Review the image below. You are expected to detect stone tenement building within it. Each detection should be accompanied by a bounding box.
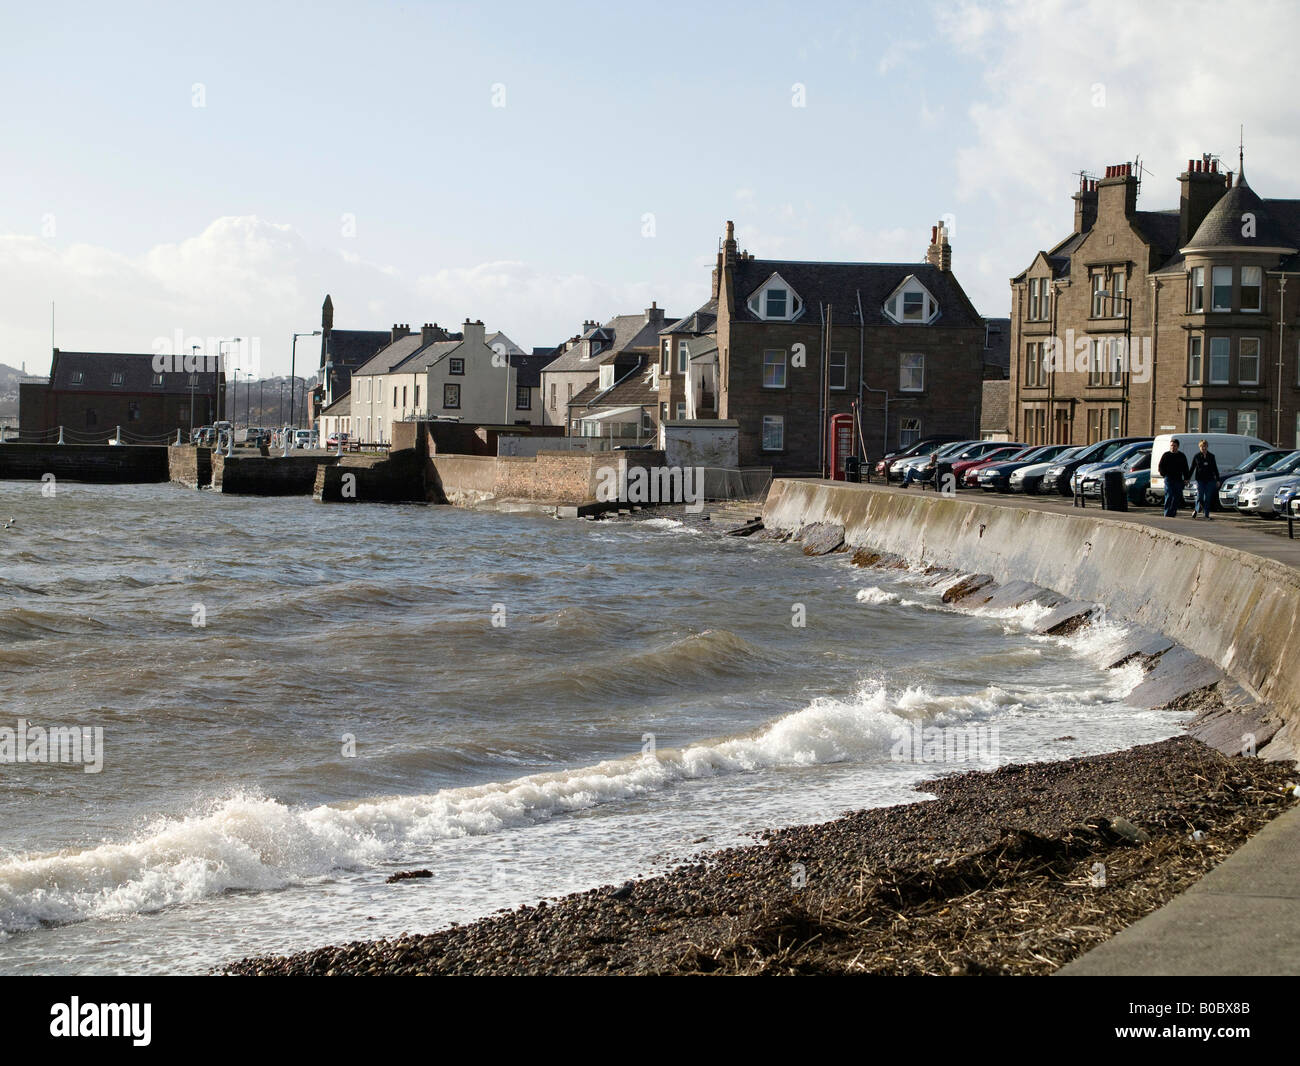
[711,221,986,474]
[1009,154,1300,448]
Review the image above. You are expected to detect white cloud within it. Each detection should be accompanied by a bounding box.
[0,217,700,375]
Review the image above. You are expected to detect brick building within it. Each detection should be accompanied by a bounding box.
[710,221,987,474]
[19,350,224,442]
[1009,154,1300,448]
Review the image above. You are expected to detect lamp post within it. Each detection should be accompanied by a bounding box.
[289,330,321,430]
[189,344,201,435]
[218,338,241,422]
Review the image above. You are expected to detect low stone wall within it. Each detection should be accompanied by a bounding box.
[167,445,212,488]
[763,479,1300,760]
[212,453,338,495]
[0,443,169,483]
[427,449,669,507]
[315,449,427,503]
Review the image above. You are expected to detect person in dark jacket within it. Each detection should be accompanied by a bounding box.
[1158,439,1191,517]
[1187,439,1221,520]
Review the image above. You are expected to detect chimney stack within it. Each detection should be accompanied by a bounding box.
[421,322,446,345]
[925,221,952,272]
[461,318,486,347]
[645,301,664,325]
[391,323,411,343]
[1073,174,1099,234]
[1097,162,1138,220]
[1178,154,1232,248]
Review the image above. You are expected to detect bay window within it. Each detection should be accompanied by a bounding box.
[1209,337,1230,383]
[1211,266,1232,311]
[1241,266,1262,311]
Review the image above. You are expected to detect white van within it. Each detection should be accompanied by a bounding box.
[1150,432,1271,494]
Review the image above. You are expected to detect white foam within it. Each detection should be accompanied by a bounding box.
[0,683,986,933]
[855,587,899,606]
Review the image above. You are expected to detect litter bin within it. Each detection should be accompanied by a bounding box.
[934,461,955,493]
[1101,469,1127,511]
[844,456,862,483]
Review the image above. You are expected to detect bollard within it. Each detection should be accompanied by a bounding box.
[57,425,65,445]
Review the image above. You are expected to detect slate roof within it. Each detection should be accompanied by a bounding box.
[47,351,221,394]
[1183,179,1298,252]
[485,331,525,356]
[510,352,553,389]
[320,329,390,374]
[321,390,350,416]
[688,336,719,361]
[353,334,428,376]
[982,317,1011,377]
[541,312,672,373]
[662,300,718,335]
[728,259,981,326]
[569,357,658,412]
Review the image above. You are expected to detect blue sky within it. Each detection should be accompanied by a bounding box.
[1,0,1294,375]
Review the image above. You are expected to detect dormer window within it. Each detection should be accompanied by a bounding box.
[110,372,124,386]
[883,277,939,324]
[70,371,84,385]
[152,372,164,386]
[599,365,614,389]
[747,274,804,321]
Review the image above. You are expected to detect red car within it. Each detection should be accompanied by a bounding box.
[955,445,1029,486]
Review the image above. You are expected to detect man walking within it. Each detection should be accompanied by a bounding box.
[1158,438,1191,518]
[1188,439,1221,520]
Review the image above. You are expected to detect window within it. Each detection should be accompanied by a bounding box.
[899,418,921,447]
[377,377,383,402]
[1239,338,1261,384]
[761,415,784,451]
[1107,409,1120,438]
[1109,339,1123,385]
[377,417,383,441]
[393,387,399,407]
[414,385,420,408]
[763,349,786,389]
[179,405,190,423]
[152,372,164,387]
[1241,266,1262,311]
[1207,408,1229,433]
[444,383,460,409]
[1111,272,1126,317]
[660,402,668,423]
[765,289,787,318]
[70,371,84,385]
[675,402,686,420]
[883,278,939,324]
[749,277,803,321]
[599,365,614,389]
[550,383,557,410]
[1186,408,1200,433]
[128,400,140,422]
[1191,266,1204,312]
[516,385,530,410]
[1188,337,1202,384]
[449,358,464,375]
[1091,273,1107,317]
[677,341,688,374]
[1209,337,1230,383]
[1027,279,1039,321]
[660,339,670,373]
[1025,343,1040,387]
[110,372,124,387]
[828,350,847,390]
[900,353,924,392]
[1211,266,1232,311]
[567,383,574,402]
[1041,282,1050,321]
[1237,410,1259,437]
[1088,339,1103,386]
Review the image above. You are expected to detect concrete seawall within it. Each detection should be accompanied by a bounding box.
[763,479,1300,760]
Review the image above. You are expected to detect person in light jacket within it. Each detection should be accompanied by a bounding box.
[1187,439,1221,520]
[1158,439,1191,517]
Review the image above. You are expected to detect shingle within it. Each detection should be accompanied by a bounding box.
[49,351,220,394]
[1183,179,1298,252]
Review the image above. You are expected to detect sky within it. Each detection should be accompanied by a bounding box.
[1,0,1297,378]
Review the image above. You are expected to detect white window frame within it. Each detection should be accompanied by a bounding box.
[761,415,784,451]
[1209,337,1230,384]
[1211,266,1232,312]
[763,349,787,389]
[900,352,924,392]
[1241,266,1262,312]
[1239,337,1261,385]
[883,277,940,325]
[1191,266,1204,312]
[1188,336,1202,384]
[677,341,688,374]
[1237,409,1259,437]
[747,275,804,321]
[899,417,922,447]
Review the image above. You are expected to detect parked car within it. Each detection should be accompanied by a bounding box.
[326,431,351,447]
[1008,446,1085,495]
[1236,451,1300,515]
[1271,477,1300,516]
[1043,437,1150,497]
[1150,432,1272,498]
[1122,466,1153,506]
[1070,440,1153,495]
[976,445,1073,492]
[190,425,212,444]
[872,435,965,480]
[956,444,1028,487]
[1079,448,1151,498]
[891,439,979,482]
[895,440,1001,485]
[1186,447,1290,510]
[292,429,315,449]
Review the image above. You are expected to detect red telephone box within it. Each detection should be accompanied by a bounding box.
[829,413,855,480]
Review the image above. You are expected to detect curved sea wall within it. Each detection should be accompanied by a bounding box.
[763,479,1300,761]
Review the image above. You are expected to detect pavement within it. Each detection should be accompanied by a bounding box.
[830,477,1300,975]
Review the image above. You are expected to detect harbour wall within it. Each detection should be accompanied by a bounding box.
[0,443,169,483]
[763,478,1300,760]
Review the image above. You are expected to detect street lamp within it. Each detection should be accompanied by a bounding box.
[189,344,201,435]
[218,338,242,422]
[289,331,321,430]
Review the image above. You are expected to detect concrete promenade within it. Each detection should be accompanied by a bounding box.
[841,478,1300,976]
